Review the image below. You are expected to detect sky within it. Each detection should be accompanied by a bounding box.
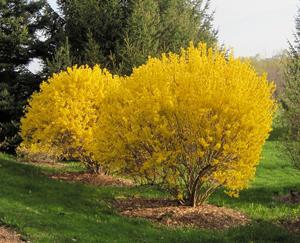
[47,0,299,58]
[211,0,299,57]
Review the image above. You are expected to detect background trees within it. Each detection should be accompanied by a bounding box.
[57,0,217,74]
[249,53,287,98]
[282,8,300,169]
[0,0,62,153]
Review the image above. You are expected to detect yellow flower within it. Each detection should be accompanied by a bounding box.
[89,43,276,202]
[19,65,119,164]
[20,43,276,204]
[214,143,221,150]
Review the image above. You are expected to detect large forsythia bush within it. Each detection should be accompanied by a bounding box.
[19,65,118,172]
[89,44,276,206]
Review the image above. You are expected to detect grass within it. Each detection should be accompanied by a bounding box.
[0,142,300,242]
[210,142,300,221]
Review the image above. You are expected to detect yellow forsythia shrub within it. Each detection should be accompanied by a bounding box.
[89,43,276,206]
[19,65,118,171]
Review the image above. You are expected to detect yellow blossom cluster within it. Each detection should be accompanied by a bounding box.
[19,44,276,206]
[89,43,276,206]
[19,65,119,170]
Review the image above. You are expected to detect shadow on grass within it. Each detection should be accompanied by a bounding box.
[210,185,299,204]
[267,127,287,141]
[0,156,299,242]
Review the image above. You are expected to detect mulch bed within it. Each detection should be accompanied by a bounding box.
[274,191,300,204]
[0,226,23,243]
[274,191,300,234]
[49,172,135,187]
[113,198,250,230]
[279,218,300,234]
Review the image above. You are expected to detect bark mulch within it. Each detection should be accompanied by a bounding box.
[49,172,134,187]
[274,191,300,204]
[113,198,250,230]
[0,226,23,243]
[274,191,300,234]
[279,217,300,234]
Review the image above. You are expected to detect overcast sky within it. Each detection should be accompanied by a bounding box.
[48,0,299,57]
[211,0,299,57]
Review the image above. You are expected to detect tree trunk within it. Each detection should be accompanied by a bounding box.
[189,177,201,207]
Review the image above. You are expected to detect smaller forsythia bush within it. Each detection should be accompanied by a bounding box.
[89,43,276,206]
[19,65,118,172]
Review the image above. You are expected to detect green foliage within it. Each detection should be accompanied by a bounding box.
[282,8,300,169]
[156,0,217,52]
[118,0,160,74]
[46,38,74,75]
[83,31,105,67]
[58,0,217,74]
[0,142,299,242]
[58,0,126,71]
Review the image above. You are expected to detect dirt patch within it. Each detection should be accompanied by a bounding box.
[274,191,300,204]
[49,172,134,187]
[280,218,300,234]
[0,226,23,243]
[114,198,250,230]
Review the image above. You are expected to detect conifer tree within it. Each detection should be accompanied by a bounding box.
[0,0,62,152]
[58,0,217,74]
[46,38,73,75]
[84,31,104,67]
[118,0,160,74]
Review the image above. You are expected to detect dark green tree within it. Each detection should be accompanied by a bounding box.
[58,0,217,74]
[46,37,73,75]
[0,0,63,153]
[58,0,127,71]
[118,0,160,74]
[83,31,105,67]
[157,0,217,52]
[118,0,217,74]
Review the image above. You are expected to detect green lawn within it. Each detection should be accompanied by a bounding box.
[0,141,300,242]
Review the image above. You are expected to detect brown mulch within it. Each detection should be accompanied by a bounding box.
[113,198,250,230]
[274,191,300,204]
[0,226,23,243]
[280,218,300,234]
[49,172,135,187]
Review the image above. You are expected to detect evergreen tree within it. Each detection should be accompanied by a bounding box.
[58,0,127,72]
[84,31,104,67]
[46,37,73,75]
[0,0,62,153]
[158,0,217,52]
[118,0,160,74]
[58,0,217,74]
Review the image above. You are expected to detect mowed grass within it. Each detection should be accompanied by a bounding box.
[0,142,300,242]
